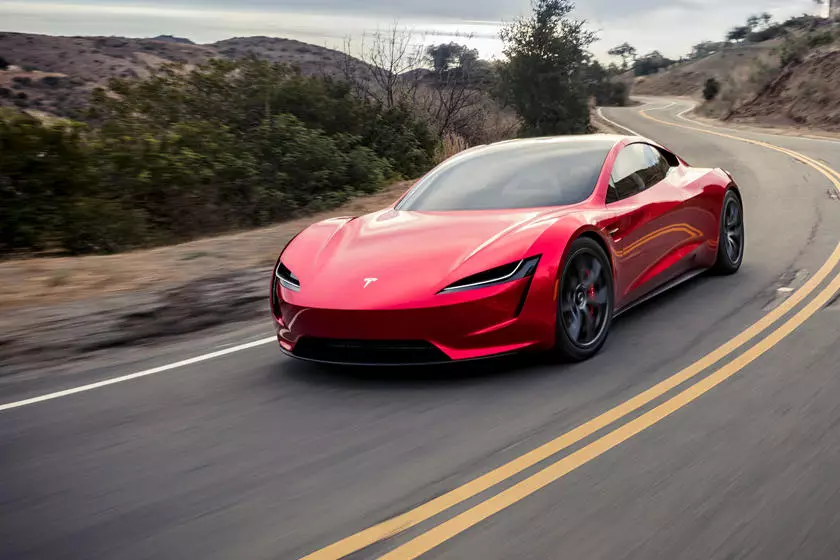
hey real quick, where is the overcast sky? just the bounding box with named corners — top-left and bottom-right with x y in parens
top-left (0, 0), bottom-right (828, 61)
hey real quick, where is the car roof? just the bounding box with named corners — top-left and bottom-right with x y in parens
top-left (457, 134), bottom-right (642, 159)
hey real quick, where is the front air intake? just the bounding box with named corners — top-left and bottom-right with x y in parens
top-left (292, 338), bottom-right (450, 365)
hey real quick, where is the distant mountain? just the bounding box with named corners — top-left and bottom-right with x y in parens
top-left (0, 32), bottom-right (370, 119)
top-left (150, 35), bottom-right (195, 45)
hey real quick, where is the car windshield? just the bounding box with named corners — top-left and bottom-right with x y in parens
top-left (396, 139), bottom-right (614, 212)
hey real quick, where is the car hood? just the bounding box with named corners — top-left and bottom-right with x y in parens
top-left (281, 208), bottom-right (567, 309)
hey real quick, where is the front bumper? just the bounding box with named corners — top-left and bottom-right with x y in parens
top-left (270, 278), bottom-right (555, 364)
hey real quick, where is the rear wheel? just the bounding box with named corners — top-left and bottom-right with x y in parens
top-left (712, 190), bottom-right (744, 275)
top-left (554, 238), bottom-right (614, 362)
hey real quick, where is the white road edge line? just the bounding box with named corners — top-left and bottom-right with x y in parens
top-left (596, 107), bottom-right (643, 137)
top-left (0, 336), bottom-right (277, 413)
top-left (675, 102), bottom-right (840, 145)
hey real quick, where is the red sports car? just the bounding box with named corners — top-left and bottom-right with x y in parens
top-left (270, 135), bottom-right (744, 364)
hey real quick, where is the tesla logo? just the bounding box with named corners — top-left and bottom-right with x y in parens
top-left (363, 278), bottom-right (378, 288)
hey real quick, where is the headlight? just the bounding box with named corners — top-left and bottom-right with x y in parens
top-left (439, 255), bottom-right (540, 294)
top-left (275, 262), bottom-right (301, 292)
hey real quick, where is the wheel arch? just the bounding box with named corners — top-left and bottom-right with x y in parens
top-left (576, 230), bottom-right (616, 279)
top-left (720, 181), bottom-right (744, 229)
top-left (726, 181), bottom-right (742, 201)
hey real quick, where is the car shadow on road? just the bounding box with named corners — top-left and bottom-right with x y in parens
top-left (281, 351), bottom-right (556, 390)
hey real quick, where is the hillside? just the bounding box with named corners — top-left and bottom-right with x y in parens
top-left (630, 18), bottom-right (840, 132)
top-left (0, 32), bottom-right (366, 118)
top-left (631, 42), bottom-right (780, 98)
top-left (213, 36), bottom-right (352, 76)
top-left (729, 46), bottom-right (840, 131)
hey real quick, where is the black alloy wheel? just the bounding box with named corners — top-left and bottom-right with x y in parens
top-left (713, 190), bottom-right (744, 274)
top-left (555, 237), bottom-right (614, 361)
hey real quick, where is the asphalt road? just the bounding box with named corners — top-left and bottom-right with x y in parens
top-left (3, 100), bottom-right (840, 560)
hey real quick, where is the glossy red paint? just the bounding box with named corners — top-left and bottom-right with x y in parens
top-left (270, 135), bottom-right (736, 364)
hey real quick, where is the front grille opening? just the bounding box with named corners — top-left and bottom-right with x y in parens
top-left (292, 337), bottom-right (450, 365)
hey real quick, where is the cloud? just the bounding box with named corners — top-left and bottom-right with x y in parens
top-left (0, 0), bottom-right (826, 60)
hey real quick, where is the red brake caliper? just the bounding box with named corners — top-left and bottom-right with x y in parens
top-left (586, 271), bottom-right (596, 315)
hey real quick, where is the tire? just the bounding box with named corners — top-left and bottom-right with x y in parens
top-left (712, 190), bottom-right (744, 275)
top-left (554, 237), bottom-right (614, 362)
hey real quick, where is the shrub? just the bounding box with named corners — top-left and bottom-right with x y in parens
top-left (749, 59), bottom-right (779, 90)
top-left (0, 111), bottom-right (95, 252)
top-left (634, 51), bottom-right (675, 76)
top-left (703, 78), bottom-right (721, 101)
top-left (0, 55), bottom-right (8, 70)
top-left (778, 36), bottom-right (808, 66)
top-left (594, 81), bottom-right (629, 107)
top-left (40, 76), bottom-right (62, 88)
top-left (807, 31), bottom-right (834, 48)
top-left (1, 58), bottom-right (437, 255)
top-left (747, 25), bottom-right (786, 43)
top-left (60, 198), bottom-right (151, 254)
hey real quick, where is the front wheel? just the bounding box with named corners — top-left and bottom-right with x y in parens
top-left (554, 238), bottom-right (614, 362)
top-left (712, 190), bottom-right (744, 275)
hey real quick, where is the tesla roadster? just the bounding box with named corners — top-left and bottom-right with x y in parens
top-left (270, 134), bottom-right (744, 364)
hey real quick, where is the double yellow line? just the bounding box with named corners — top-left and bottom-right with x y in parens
top-left (303, 109), bottom-right (840, 560)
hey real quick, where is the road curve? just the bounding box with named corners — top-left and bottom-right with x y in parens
top-left (3, 100), bottom-right (840, 560)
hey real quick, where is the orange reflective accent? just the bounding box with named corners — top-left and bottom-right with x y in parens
top-left (613, 223), bottom-right (703, 258)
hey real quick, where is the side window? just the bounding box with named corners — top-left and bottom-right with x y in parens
top-left (638, 144), bottom-right (669, 187)
top-left (609, 144), bottom-right (649, 202)
top-left (608, 144), bottom-right (672, 203)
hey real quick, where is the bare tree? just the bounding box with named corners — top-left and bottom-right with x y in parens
top-left (341, 24), bottom-right (426, 110)
top-left (419, 59), bottom-right (484, 139)
top-left (341, 26), bottom-right (493, 145)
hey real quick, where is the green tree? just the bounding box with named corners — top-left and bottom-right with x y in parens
top-left (425, 43), bottom-right (479, 74)
top-left (0, 110), bottom-right (149, 254)
top-left (633, 51), bottom-right (674, 76)
top-left (584, 60), bottom-right (628, 107)
top-left (608, 42), bottom-right (637, 70)
top-left (727, 26), bottom-right (751, 43)
top-left (760, 12), bottom-right (773, 28)
top-left (497, 0), bottom-right (595, 136)
top-left (1, 57), bottom-right (440, 255)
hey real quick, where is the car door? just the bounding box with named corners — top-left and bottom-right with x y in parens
top-left (603, 143), bottom-right (683, 308)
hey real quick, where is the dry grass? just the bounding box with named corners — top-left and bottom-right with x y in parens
top-left (632, 42), bottom-right (781, 100)
top-left (437, 133), bottom-right (470, 162)
top-left (633, 24), bottom-right (840, 133)
top-left (0, 180), bottom-right (414, 311)
top-left (729, 45), bottom-right (840, 131)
